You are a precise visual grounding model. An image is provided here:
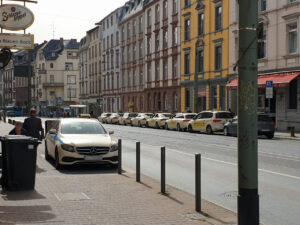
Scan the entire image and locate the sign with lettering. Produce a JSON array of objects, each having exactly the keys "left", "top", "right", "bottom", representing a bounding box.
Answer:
[
  {"left": 0, "top": 4, "right": 35, "bottom": 30},
  {"left": 266, "top": 80, "right": 273, "bottom": 99},
  {"left": 0, "top": 33, "right": 34, "bottom": 49}
]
